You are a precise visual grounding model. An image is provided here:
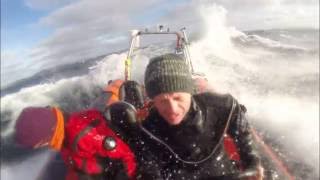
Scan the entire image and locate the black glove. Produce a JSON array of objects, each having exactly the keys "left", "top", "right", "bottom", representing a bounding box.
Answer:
[
  {"left": 102, "top": 158, "right": 130, "bottom": 180},
  {"left": 119, "top": 80, "right": 144, "bottom": 109},
  {"left": 104, "top": 101, "right": 138, "bottom": 141}
]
